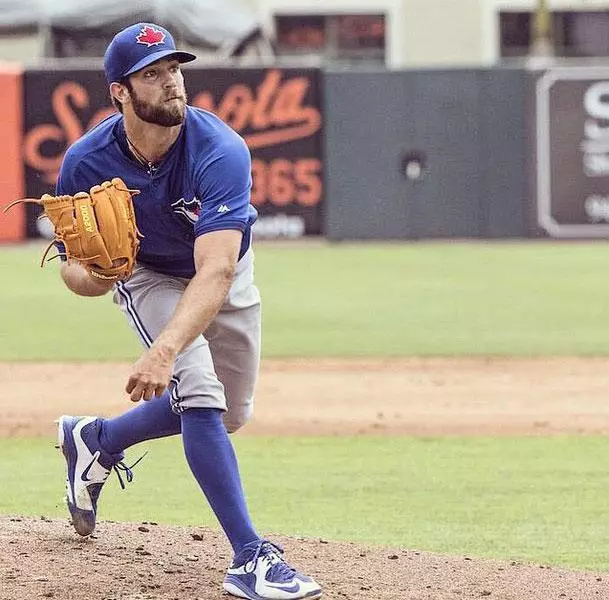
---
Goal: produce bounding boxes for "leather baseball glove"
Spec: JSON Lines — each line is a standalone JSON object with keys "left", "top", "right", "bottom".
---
{"left": 5, "top": 178, "right": 142, "bottom": 282}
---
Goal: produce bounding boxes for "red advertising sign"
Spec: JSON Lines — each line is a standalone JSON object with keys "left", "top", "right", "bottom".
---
{"left": 0, "top": 65, "right": 25, "bottom": 241}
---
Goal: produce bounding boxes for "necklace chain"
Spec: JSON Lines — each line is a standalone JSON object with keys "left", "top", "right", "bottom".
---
{"left": 126, "top": 135, "right": 154, "bottom": 168}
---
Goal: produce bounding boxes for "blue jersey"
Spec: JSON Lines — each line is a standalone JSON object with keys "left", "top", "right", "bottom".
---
{"left": 56, "top": 106, "right": 257, "bottom": 278}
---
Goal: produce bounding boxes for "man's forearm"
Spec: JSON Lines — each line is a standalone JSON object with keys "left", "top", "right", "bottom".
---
{"left": 60, "top": 261, "right": 115, "bottom": 297}
{"left": 153, "top": 261, "right": 234, "bottom": 356}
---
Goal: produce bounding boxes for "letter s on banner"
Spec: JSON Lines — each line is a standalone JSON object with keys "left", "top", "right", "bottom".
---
{"left": 23, "top": 81, "right": 115, "bottom": 185}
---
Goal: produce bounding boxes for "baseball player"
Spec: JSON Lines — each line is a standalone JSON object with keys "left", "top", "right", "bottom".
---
{"left": 54, "top": 22, "right": 322, "bottom": 600}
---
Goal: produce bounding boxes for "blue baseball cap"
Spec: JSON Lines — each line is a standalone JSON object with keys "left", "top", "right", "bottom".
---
{"left": 104, "top": 23, "right": 196, "bottom": 83}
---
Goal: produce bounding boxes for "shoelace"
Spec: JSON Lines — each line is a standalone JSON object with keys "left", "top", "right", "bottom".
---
{"left": 245, "top": 541, "right": 297, "bottom": 582}
{"left": 113, "top": 452, "right": 148, "bottom": 490}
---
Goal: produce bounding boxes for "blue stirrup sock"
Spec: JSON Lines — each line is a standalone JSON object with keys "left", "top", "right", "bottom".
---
{"left": 181, "top": 407, "right": 260, "bottom": 553}
{"left": 98, "top": 391, "right": 181, "bottom": 454}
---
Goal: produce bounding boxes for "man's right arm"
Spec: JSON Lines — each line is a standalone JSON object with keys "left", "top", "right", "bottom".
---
{"left": 60, "top": 261, "right": 114, "bottom": 297}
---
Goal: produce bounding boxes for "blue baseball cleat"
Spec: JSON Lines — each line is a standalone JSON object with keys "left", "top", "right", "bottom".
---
{"left": 223, "top": 540, "right": 322, "bottom": 600}
{"left": 57, "top": 415, "right": 137, "bottom": 536}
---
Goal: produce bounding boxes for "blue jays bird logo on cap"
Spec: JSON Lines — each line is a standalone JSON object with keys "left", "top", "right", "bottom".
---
{"left": 136, "top": 25, "right": 166, "bottom": 47}
{"left": 171, "top": 196, "right": 201, "bottom": 224}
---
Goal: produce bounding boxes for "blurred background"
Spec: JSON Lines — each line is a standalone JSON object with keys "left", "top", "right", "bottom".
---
{"left": 0, "top": 0, "right": 598, "bottom": 67}
{"left": 2, "top": 0, "right": 609, "bottom": 244}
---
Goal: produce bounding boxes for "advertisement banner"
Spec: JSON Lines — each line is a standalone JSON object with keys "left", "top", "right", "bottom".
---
{"left": 536, "top": 67, "right": 609, "bottom": 237}
{"left": 22, "top": 67, "right": 324, "bottom": 239}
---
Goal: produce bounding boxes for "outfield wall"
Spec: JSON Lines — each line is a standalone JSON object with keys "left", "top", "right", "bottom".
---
{"left": 324, "top": 68, "right": 529, "bottom": 240}
{"left": 1, "top": 64, "right": 609, "bottom": 241}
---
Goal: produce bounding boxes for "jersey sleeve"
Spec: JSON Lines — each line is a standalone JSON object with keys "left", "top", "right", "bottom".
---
{"left": 193, "top": 135, "right": 255, "bottom": 237}
{"left": 56, "top": 169, "right": 75, "bottom": 196}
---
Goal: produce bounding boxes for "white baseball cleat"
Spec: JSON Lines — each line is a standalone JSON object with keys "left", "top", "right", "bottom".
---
{"left": 223, "top": 540, "right": 322, "bottom": 600}
{"left": 57, "top": 415, "right": 137, "bottom": 536}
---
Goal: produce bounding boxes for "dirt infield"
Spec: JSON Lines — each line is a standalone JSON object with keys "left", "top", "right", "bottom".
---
{"left": 3, "top": 357, "right": 609, "bottom": 437}
{"left": 2, "top": 357, "right": 609, "bottom": 599}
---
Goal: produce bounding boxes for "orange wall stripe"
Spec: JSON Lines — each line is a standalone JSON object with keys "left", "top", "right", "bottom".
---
{"left": 0, "top": 62, "right": 24, "bottom": 242}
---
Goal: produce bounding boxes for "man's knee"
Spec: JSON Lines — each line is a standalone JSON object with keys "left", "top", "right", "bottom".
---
{"left": 223, "top": 402, "right": 254, "bottom": 433}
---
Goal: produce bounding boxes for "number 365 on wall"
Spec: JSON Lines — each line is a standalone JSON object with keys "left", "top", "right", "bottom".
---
{"left": 251, "top": 158, "right": 322, "bottom": 207}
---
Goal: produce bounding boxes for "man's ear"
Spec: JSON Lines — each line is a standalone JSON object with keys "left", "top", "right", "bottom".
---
{"left": 110, "top": 82, "right": 130, "bottom": 107}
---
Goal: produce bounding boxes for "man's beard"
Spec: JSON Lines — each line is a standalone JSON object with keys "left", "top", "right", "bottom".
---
{"left": 130, "top": 89, "right": 187, "bottom": 127}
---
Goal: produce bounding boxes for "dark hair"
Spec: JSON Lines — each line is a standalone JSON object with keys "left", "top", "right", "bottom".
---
{"left": 111, "top": 78, "right": 133, "bottom": 114}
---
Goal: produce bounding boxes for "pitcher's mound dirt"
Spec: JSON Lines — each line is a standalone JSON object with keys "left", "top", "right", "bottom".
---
{"left": 1, "top": 516, "right": 607, "bottom": 600}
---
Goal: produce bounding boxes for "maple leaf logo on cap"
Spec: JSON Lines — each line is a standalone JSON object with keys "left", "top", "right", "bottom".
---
{"left": 136, "top": 25, "right": 166, "bottom": 47}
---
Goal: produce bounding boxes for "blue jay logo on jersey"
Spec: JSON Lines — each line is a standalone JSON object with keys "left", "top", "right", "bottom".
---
{"left": 171, "top": 196, "right": 201, "bottom": 224}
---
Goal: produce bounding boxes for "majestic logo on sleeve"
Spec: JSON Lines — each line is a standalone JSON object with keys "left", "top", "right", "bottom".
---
{"left": 136, "top": 26, "right": 166, "bottom": 47}
{"left": 171, "top": 196, "right": 201, "bottom": 224}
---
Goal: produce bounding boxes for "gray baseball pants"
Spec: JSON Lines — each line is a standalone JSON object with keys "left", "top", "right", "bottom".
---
{"left": 113, "top": 249, "right": 261, "bottom": 432}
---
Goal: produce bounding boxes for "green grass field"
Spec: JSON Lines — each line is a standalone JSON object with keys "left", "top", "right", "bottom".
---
{"left": 1, "top": 241, "right": 609, "bottom": 572}
{"left": 1, "top": 435, "right": 607, "bottom": 571}
{"left": 3, "top": 240, "right": 609, "bottom": 360}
